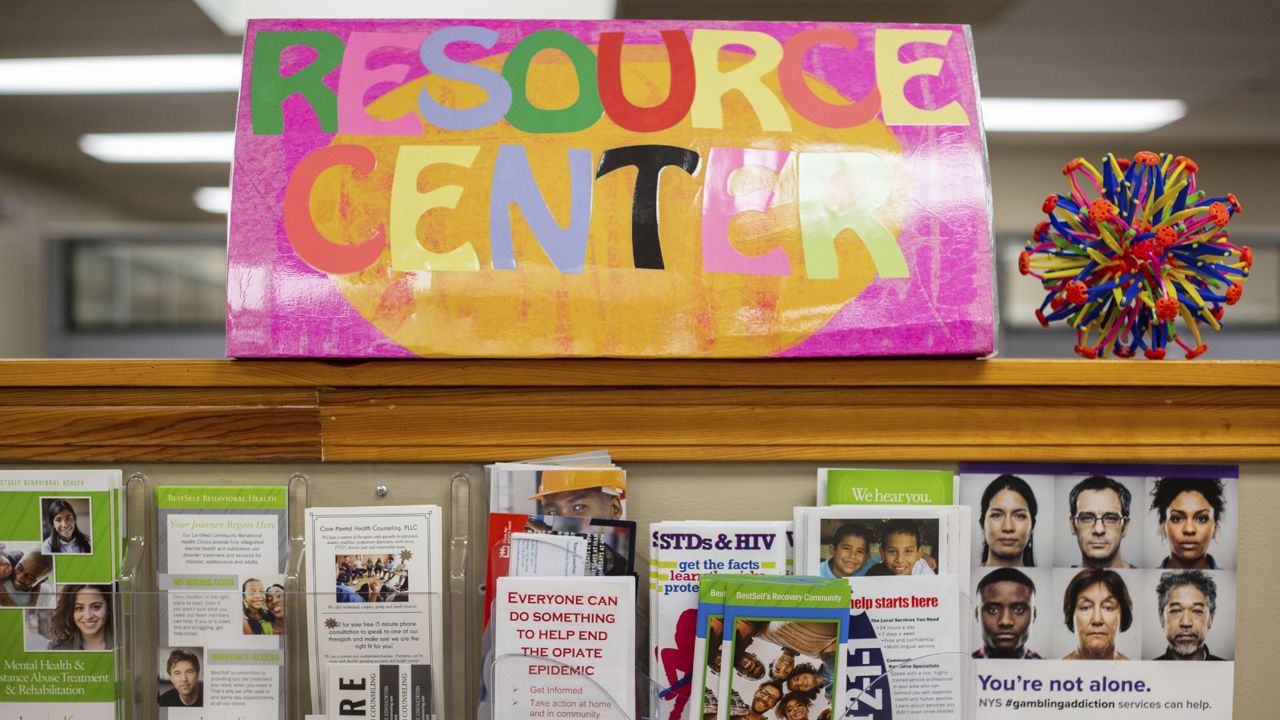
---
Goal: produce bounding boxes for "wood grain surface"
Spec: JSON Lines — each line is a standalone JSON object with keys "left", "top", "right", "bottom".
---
{"left": 0, "top": 359, "right": 1274, "bottom": 461}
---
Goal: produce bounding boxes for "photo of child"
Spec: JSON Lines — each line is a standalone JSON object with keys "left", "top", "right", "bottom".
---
{"left": 40, "top": 497, "right": 92, "bottom": 555}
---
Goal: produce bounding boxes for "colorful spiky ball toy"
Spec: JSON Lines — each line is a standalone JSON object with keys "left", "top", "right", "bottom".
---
{"left": 1021, "top": 152, "right": 1248, "bottom": 359}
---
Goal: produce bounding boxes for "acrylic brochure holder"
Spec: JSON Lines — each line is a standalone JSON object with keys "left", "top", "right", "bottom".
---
{"left": 115, "top": 470, "right": 471, "bottom": 720}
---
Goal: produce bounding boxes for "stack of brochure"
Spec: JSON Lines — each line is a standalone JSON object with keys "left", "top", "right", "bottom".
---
{"left": 799, "top": 468, "right": 972, "bottom": 720}
{"left": 691, "top": 574, "right": 851, "bottom": 720}
{"left": 482, "top": 453, "right": 637, "bottom": 720}
{"left": 648, "top": 521, "right": 790, "bottom": 720}
{"left": 303, "top": 500, "right": 444, "bottom": 719}
{"left": 0, "top": 470, "right": 123, "bottom": 720}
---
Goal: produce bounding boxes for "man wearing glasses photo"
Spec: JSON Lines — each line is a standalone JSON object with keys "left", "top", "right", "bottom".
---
{"left": 1067, "top": 476, "right": 1136, "bottom": 569}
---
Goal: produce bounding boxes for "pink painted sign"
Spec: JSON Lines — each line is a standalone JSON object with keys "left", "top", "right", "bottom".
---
{"left": 227, "top": 19, "right": 994, "bottom": 358}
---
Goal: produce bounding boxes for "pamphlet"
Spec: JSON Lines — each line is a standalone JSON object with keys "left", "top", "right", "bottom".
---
{"left": 485, "top": 513, "right": 636, "bottom": 625}
{"left": 326, "top": 662, "right": 435, "bottom": 720}
{"left": 960, "top": 463, "right": 1239, "bottom": 718}
{"left": 689, "top": 575, "right": 817, "bottom": 720}
{"left": 510, "top": 532, "right": 592, "bottom": 577}
{"left": 690, "top": 576, "right": 727, "bottom": 720}
{"left": 719, "top": 577, "right": 851, "bottom": 720}
{"left": 155, "top": 484, "right": 288, "bottom": 718}
{"left": 841, "top": 575, "right": 964, "bottom": 720}
{"left": 305, "top": 505, "right": 444, "bottom": 717}
{"left": 493, "top": 575, "right": 636, "bottom": 720}
{"left": 818, "top": 468, "right": 957, "bottom": 506}
{"left": 648, "top": 521, "right": 790, "bottom": 720}
{"left": 0, "top": 469, "right": 121, "bottom": 720}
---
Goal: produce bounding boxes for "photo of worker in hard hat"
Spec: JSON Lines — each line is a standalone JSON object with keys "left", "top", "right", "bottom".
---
{"left": 531, "top": 469, "right": 626, "bottom": 520}
{"left": 489, "top": 467, "right": 627, "bottom": 520}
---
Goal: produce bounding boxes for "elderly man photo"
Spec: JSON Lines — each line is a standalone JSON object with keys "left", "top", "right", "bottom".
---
{"left": 1155, "top": 571, "right": 1224, "bottom": 661}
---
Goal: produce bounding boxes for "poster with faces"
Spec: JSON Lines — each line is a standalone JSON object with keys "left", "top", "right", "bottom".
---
{"left": 960, "top": 464, "right": 1238, "bottom": 662}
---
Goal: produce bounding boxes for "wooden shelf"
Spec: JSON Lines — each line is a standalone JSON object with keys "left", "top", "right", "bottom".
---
{"left": 0, "top": 359, "right": 1275, "bottom": 462}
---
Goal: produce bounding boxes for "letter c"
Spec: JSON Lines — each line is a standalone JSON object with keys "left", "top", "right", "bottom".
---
{"left": 283, "top": 144, "right": 386, "bottom": 275}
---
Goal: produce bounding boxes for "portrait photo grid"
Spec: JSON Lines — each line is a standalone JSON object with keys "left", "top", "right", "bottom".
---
{"left": 959, "top": 465, "right": 1237, "bottom": 662}
{"left": 7, "top": 496, "right": 109, "bottom": 652}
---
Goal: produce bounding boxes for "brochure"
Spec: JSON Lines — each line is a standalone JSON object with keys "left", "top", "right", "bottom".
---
{"left": 485, "top": 513, "right": 636, "bottom": 626}
{"left": 0, "top": 469, "right": 121, "bottom": 720}
{"left": 304, "top": 505, "right": 444, "bottom": 717}
{"left": 719, "top": 577, "right": 852, "bottom": 720}
{"left": 648, "top": 521, "right": 790, "bottom": 720}
{"left": 841, "top": 575, "right": 965, "bottom": 720}
{"left": 690, "top": 576, "right": 729, "bottom": 720}
{"left": 690, "top": 575, "right": 817, "bottom": 720}
{"left": 510, "top": 532, "right": 593, "bottom": 577}
{"left": 326, "top": 662, "right": 435, "bottom": 720}
{"left": 960, "top": 463, "right": 1238, "bottom": 718}
{"left": 155, "top": 484, "right": 288, "bottom": 718}
{"left": 818, "top": 469, "right": 957, "bottom": 506}
{"left": 493, "top": 575, "right": 636, "bottom": 720}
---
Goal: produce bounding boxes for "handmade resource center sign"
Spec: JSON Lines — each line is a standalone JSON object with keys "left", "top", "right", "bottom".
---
{"left": 227, "top": 19, "right": 994, "bottom": 358}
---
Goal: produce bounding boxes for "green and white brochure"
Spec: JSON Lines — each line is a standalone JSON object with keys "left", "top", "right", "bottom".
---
{"left": 0, "top": 469, "right": 122, "bottom": 720}
{"left": 155, "top": 485, "right": 288, "bottom": 718}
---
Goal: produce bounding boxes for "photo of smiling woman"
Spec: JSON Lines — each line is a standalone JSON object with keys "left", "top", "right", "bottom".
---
{"left": 48, "top": 584, "right": 114, "bottom": 651}
{"left": 40, "top": 498, "right": 92, "bottom": 555}
{"left": 1054, "top": 568, "right": 1140, "bottom": 660}
{"left": 266, "top": 583, "right": 286, "bottom": 635}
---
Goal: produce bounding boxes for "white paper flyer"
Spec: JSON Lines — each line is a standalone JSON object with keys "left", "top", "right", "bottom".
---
{"left": 493, "top": 575, "right": 636, "bottom": 720}
{"left": 842, "top": 575, "right": 965, "bottom": 720}
{"left": 155, "top": 484, "right": 288, "bottom": 719}
{"left": 305, "top": 505, "right": 444, "bottom": 718}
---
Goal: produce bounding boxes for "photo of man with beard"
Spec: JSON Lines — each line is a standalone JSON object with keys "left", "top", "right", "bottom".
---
{"left": 1154, "top": 571, "right": 1224, "bottom": 661}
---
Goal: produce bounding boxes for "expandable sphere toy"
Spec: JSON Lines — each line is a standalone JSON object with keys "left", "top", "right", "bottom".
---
{"left": 1021, "top": 152, "right": 1248, "bottom": 359}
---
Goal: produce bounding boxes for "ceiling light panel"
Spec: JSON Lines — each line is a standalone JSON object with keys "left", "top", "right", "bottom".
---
{"left": 80, "top": 132, "right": 236, "bottom": 163}
{"left": 194, "top": 0, "right": 617, "bottom": 35}
{"left": 981, "top": 98, "right": 1187, "bottom": 133}
{"left": 0, "top": 55, "right": 241, "bottom": 94}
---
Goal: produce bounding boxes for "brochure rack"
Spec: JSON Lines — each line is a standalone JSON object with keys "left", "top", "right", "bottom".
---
{"left": 0, "top": 358, "right": 1274, "bottom": 719}
{"left": 113, "top": 470, "right": 469, "bottom": 720}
